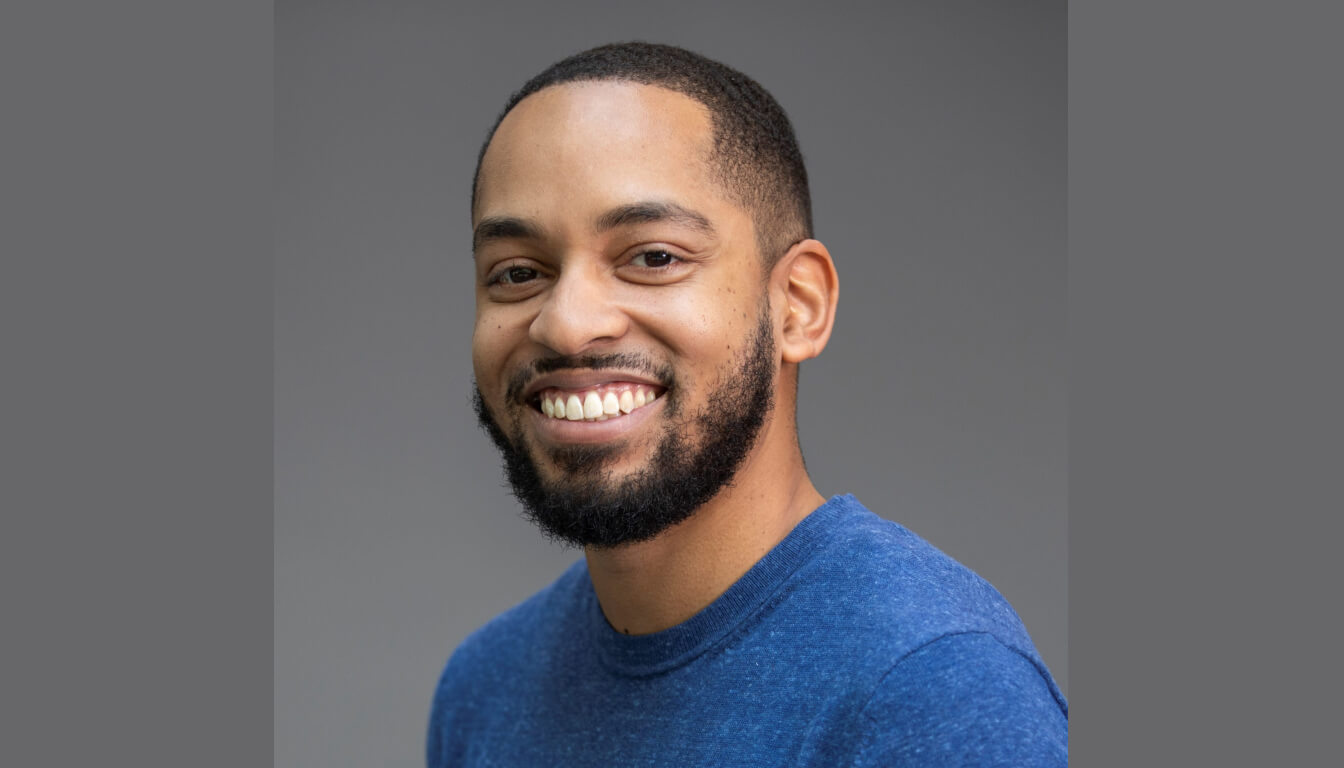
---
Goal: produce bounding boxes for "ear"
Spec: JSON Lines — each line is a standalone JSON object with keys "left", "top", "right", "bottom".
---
{"left": 772, "top": 238, "right": 839, "bottom": 364}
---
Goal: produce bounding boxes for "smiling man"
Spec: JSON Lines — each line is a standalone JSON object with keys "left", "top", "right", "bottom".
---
{"left": 429, "top": 43, "right": 1067, "bottom": 767}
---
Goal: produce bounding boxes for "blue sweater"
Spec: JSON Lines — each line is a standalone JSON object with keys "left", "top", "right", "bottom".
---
{"left": 428, "top": 495, "right": 1067, "bottom": 766}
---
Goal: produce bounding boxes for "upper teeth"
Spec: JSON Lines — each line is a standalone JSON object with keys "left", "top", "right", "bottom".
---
{"left": 538, "top": 385, "right": 662, "bottom": 422}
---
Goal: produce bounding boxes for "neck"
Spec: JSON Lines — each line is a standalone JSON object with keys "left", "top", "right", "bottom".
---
{"left": 584, "top": 430, "right": 825, "bottom": 636}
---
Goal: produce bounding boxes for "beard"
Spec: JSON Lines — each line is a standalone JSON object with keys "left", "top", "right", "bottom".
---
{"left": 473, "top": 307, "right": 777, "bottom": 549}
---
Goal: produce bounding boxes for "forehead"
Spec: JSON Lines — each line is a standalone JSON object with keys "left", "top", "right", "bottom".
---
{"left": 475, "top": 82, "right": 728, "bottom": 224}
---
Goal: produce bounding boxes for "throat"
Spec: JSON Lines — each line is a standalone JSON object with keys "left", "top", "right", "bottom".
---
{"left": 583, "top": 496, "right": 759, "bottom": 635}
{"left": 585, "top": 475, "right": 826, "bottom": 636}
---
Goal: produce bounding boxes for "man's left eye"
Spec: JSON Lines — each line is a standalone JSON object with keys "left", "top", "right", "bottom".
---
{"left": 631, "top": 250, "right": 678, "bottom": 268}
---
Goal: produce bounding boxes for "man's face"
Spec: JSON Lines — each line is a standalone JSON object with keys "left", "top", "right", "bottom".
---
{"left": 471, "top": 82, "right": 781, "bottom": 548}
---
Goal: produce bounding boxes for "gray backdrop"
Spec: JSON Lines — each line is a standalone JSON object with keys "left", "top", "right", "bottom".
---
{"left": 276, "top": 1, "right": 1065, "bottom": 765}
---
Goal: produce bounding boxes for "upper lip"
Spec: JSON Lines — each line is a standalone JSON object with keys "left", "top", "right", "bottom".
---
{"left": 520, "top": 370, "right": 667, "bottom": 403}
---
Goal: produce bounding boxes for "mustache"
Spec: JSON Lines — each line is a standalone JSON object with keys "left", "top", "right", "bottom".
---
{"left": 505, "top": 353, "right": 675, "bottom": 403}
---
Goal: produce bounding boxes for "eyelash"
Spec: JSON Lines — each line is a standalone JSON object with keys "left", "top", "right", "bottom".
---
{"left": 484, "top": 250, "right": 686, "bottom": 288}
{"left": 628, "top": 249, "right": 681, "bottom": 269}
{"left": 486, "top": 265, "right": 541, "bottom": 286}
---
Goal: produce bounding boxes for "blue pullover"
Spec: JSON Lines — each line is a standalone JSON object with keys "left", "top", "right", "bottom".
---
{"left": 428, "top": 495, "right": 1067, "bottom": 766}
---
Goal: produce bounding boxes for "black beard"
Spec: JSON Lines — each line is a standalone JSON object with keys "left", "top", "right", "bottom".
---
{"left": 473, "top": 308, "right": 776, "bottom": 549}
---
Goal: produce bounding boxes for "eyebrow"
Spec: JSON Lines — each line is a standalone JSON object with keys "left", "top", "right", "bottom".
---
{"left": 472, "top": 200, "right": 716, "bottom": 253}
{"left": 472, "top": 217, "right": 544, "bottom": 252}
{"left": 593, "top": 201, "right": 716, "bottom": 237}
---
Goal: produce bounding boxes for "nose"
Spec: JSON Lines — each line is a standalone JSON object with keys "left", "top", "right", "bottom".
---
{"left": 528, "top": 263, "right": 629, "bottom": 355}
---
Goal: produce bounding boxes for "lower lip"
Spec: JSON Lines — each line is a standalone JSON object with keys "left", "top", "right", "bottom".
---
{"left": 526, "top": 397, "right": 664, "bottom": 444}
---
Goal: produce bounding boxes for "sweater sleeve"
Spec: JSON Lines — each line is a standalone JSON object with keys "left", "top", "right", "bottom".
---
{"left": 851, "top": 632, "right": 1068, "bottom": 767}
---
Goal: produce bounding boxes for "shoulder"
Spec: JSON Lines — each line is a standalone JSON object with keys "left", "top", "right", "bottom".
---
{"left": 851, "top": 632, "right": 1068, "bottom": 766}
{"left": 787, "top": 496, "right": 1066, "bottom": 705}
{"left": 433, "top": 558, "right": 588, "bottom": 683}
{"left": 427, "top": 560, "right": 589, "bottom": 752}
{"left": 805, "top": 496, "right": 1040, "bottom": 653}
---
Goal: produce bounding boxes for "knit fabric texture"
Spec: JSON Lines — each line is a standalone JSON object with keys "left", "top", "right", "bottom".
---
{"left": 427, "top": 495, "right": 1067, "bottom": 766}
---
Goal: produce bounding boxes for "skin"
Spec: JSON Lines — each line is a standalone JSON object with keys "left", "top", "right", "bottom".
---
{"left": 472, "top": 81, "right": 840, "bottom": 635}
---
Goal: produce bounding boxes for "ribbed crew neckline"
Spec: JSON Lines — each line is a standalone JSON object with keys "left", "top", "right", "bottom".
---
{"left": 582, "top": 494, "right": 861, "bottom": 677}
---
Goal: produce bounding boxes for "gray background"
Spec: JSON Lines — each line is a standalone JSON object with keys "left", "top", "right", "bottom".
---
{"left": 277, "top": 1, "right": 1064, "bottom": 766}
{"left": 8, "top": 2, "right": 1338, "bottom": 767}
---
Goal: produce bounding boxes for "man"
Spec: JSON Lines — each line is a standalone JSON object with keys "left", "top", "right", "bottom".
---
{"left": 429, "top": 42, "right": 1067, "bottom": 766}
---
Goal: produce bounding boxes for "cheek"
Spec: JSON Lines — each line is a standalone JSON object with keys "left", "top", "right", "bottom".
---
{"left": 471, "top": 321, "right": 507, "bottom": 387}
{"left": 473, "top": 306, "right": 538, "bottom": 396}
{"left": 676, "top": 297, "right": 761, "bottom": 358}
{"left": 633, "top": 283, "right": 757, "bottom": 355}
{"left": 639, "top": 315, "right": 759, "bottom": 402}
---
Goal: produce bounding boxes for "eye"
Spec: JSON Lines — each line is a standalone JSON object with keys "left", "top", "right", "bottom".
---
{"left": 492, "top": 266, "right": 539, "bottom": 285}
{"left": 630, "top": 250, "right": 679, "bottom": 268}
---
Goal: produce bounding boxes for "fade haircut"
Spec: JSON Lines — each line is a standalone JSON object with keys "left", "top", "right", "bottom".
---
{"left": 471, "top": 42, "right": 813, "bottom": 268}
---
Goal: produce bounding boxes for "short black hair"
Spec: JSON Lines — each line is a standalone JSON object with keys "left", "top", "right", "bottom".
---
{"left": 472, "top": 42, "right": 813, "bottom": 267}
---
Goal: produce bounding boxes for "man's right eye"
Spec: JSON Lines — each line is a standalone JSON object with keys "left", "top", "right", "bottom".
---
{"left": 494, "top": 266, "right": 539, "bottom": 285}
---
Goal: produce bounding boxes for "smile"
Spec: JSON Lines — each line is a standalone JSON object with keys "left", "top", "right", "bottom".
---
{"left": 534, "top": 383, "right": 666, "bottom": 423}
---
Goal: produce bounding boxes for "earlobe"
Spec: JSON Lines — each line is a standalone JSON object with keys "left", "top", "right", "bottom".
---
{"left": 774, "top": 239, "right": 839, "bottom": 364}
